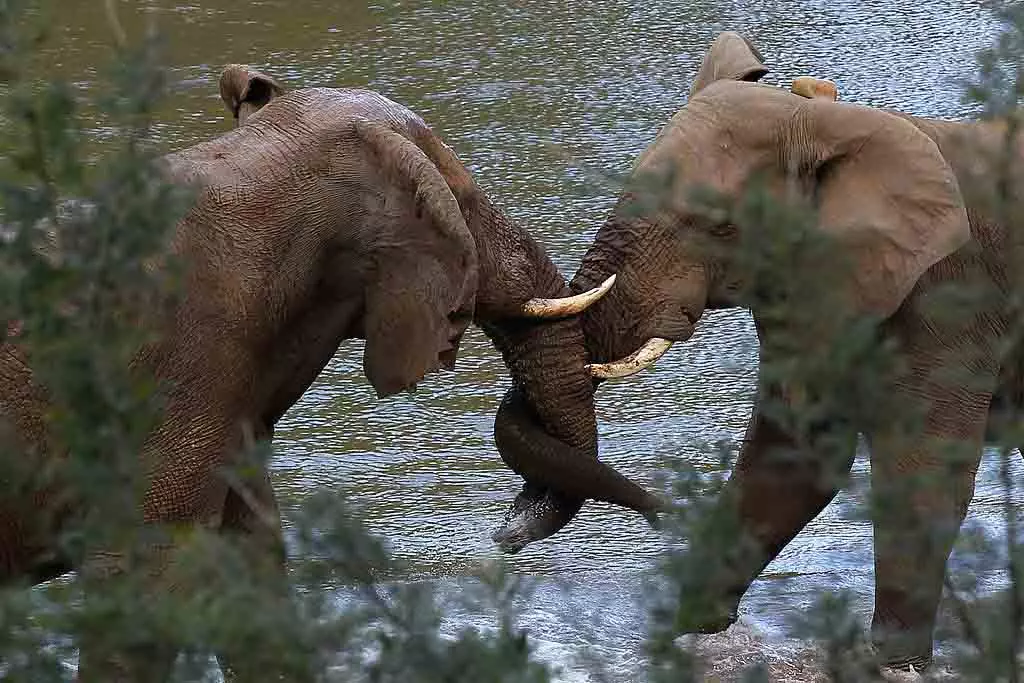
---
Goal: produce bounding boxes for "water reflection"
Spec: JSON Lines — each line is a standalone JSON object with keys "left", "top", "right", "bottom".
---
{"left": 45, "top": 0, "right": 1010, "bottom": 678}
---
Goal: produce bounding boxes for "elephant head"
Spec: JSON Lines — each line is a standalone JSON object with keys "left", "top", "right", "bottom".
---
{"left": 206, "top": 67, "right": 665, "bottom": 552}
{"left": 571, "top": 32, "right": 969, "bottom": 380}
{"left": 492, "top": 32, "right": 971, "bottom": 540}
{"left": 219, "top": 64, "right": 286, "bottom": 125}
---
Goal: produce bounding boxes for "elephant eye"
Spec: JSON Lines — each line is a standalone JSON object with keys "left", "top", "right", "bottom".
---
{"left": 708, "top": 222, "right": 737, "bottom": 239}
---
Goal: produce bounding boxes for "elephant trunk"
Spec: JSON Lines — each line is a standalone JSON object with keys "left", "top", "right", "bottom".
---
{"left": 479, "top": 242, "right": 665, "bottom": 551}
{"left": 571, "top": 237, "right": 642, "bottom": 366}
{"left": 494, "top": 388, "right": 664, "bottom": 520}
{"left": 418, "top": 135, "right": 663, "bottom": 550}
{"left": 477, "top": 306, "right": 596, "bottom": 551}
{"left": 481, "top": 305, "right": 666, "bottom": 553}
{"left": 569, "top": 220, "right": 700, "bottom": 368}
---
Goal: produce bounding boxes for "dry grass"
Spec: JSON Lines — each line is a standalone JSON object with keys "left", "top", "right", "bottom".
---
{"left": 682, "top": 618, "right": 961, "bottom": 682}
{"left": 684, "top": 619, "right": 828, "bottom": 682}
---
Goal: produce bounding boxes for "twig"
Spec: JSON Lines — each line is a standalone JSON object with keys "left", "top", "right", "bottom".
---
{"left": 943, "top": 573, "right": 987, "bottom": 659}
{"left": 216, "top": 466, "right": 280, "bottom": 532}
{"left": 103, "top": 0, "right": 126, "bottom": 49}
{"left": 1000, "top": 444, "right": 1023, "bottom": 683}
{"left": 995, "top": 106, "right": 1023, "bottom": 683}
{"left": 215, "top": 421, "right": 279, "bottom": 532}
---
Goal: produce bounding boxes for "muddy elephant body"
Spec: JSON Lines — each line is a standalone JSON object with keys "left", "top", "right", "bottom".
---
{"left": 506, "top": 32, "right": 1024, "bottom": 672}
{"left": 0, "top": 73, "right": 666, "bottom": 680}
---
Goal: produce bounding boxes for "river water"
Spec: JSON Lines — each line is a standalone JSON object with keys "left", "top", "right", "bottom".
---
{"left": 43, "top": 0, "right": 1017, "bottom": 679}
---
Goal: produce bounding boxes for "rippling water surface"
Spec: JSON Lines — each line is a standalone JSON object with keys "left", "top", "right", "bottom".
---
{"left": 47, "top": 1, "right": 1017, "bottom": 678}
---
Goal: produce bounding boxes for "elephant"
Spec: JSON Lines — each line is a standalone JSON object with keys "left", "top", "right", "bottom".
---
{"left": 0, "top": 65, "right": 669, "bottom": 681}
{"left": 496, "top": 31, "right": 1024, "bottom": 672}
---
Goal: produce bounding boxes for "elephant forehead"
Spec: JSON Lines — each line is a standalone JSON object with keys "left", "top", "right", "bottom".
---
{"left": 685, "top": 81, "right": 803, "bottom": 145}
{"left": 693, "top": 79, "right": 794, "bottom": 108}
{"left": 631, "top": 86, "right": 790, "bottom": 203}
{"left": 165, "top": 90, "right": 433, "bottom": 184}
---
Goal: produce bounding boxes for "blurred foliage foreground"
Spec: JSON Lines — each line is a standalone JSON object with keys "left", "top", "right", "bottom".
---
{"left": 4, "top": 1, "right": 1024, "bottom": 681}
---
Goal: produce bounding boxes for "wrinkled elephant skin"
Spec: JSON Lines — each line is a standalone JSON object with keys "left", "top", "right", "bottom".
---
{"left": 551, "top": 31, "right": 1023, "bottom": 672}
{"left": 0, "top": 69, "right": 650, "bottom": 681}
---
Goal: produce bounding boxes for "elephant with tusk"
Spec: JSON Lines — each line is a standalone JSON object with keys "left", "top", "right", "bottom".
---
{"left": 504, "top": 30, "right": 1024, "bottom": 673}
{"left": 217, "top": 65, "right": 665, "bottom": 549}
{"left": 0, "top": 65, "right": 670, "bottom": 681}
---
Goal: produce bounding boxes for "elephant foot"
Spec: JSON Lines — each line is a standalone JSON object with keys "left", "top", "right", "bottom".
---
{"left": 690, "top": 610, "right": 739, "bottom": 635}
{"left": 871, "top": 620, "right": 935, "bottom": 677}
{"left": 876, "top": 654, "right": 932, "bottom": 677}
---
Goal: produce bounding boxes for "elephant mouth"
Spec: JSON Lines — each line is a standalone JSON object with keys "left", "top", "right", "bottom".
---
{"left": 437, "top": 319, "right": 470, "bottom": 371}
{"left": 653, "top": 304, "right": 699, "bottom": 343}
{"left": 587, "top": 307, "right": 699, "bottom": 381}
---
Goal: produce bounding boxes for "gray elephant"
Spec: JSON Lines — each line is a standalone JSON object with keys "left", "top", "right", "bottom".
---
{"left": 497, "top": 32, "right": 1023, "bottom": 673}
{"left": 0, "top": 65, "right": 666, "bottom": 681}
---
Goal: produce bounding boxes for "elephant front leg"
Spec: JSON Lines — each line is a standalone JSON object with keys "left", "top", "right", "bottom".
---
{"left": 673, "top": 376, "right": 857, "bottom": 635}
{"left": 866, "top": 383, "right": 988, "bottom": 671}
{"left": 74, "top": 545, "right": 181, "bottom": 683}
{"left": 73, "top": 410, "right": 257, "bottom": 682}
{"left": 214, "top": 423, "right": 315, "bottom": 683}
{"left": 864, "top": 273, "right": 1001, "bottom": 672}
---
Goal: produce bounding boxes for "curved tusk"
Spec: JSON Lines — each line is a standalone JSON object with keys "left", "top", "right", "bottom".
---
{"left": 587, "top": 337, "right": 675, "bottom": 379}
{"left": 520, "top": 274, "right": 617, "bottom": 319}
{"left": 791, "top": 76, "right": 838, "bottom": 101}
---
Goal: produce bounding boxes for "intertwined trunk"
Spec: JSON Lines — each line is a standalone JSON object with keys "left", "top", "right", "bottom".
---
{"left": 413, "top": 130, "right": 601, "bottom": 463}
{"left": 469, "top": 194, "right": 600, "bottom": 461}
{"left": 472, "top": 197, "right": 664, "bottom": 532}
{"left": 416, "top": 130, "right": 664, "bottom": 544}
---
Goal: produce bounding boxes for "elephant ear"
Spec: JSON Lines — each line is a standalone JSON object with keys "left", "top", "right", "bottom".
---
{"left": 218, "top": 64, "right": 286, "bottom": 125}
{"left": 799, "top": 99, "right": 970, "bottom": 318}
{"left": 690, "top": 31, "right": 769, "bottom": 98}
{"left": 355, "top": 122, "right": 479, "bottom": 398}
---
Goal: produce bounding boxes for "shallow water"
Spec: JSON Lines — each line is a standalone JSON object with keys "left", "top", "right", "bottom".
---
{"left": 44, "top": 0, "right": 1019, "bottom": 678}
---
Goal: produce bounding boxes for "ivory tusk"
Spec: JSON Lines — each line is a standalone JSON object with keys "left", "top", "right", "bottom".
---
{"left": 791, "top": 76, "right": 838, "bottom": 101}
{"left": 520, "top": 274, "right": 617, "bottom": 319}
{"left": 587, "top": 337, "right": 675, "bottom": 379}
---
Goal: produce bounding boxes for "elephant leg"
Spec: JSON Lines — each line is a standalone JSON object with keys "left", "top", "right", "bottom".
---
{"left": 74, "top": 544, "right": 180, "bottom": 683}
{"left": 865, "top": 384, "right": 988, "bottom": 671}
{"left": 674, "top": 379, "right": 857, "bottom": 634}
{"left": 216, "top": 461, "right": 287, "bottom": 683}
{"left": 73, "top": 395, "right": 247, "bottom": 682}
{"left": 218, "top": 422, "right": 286, "bottom": 568}
{"left": 214, "top": 424, "right": 316, "bottom": 683}
{"left": 864, "top": 258, "right": 1001, "bottom": 671}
